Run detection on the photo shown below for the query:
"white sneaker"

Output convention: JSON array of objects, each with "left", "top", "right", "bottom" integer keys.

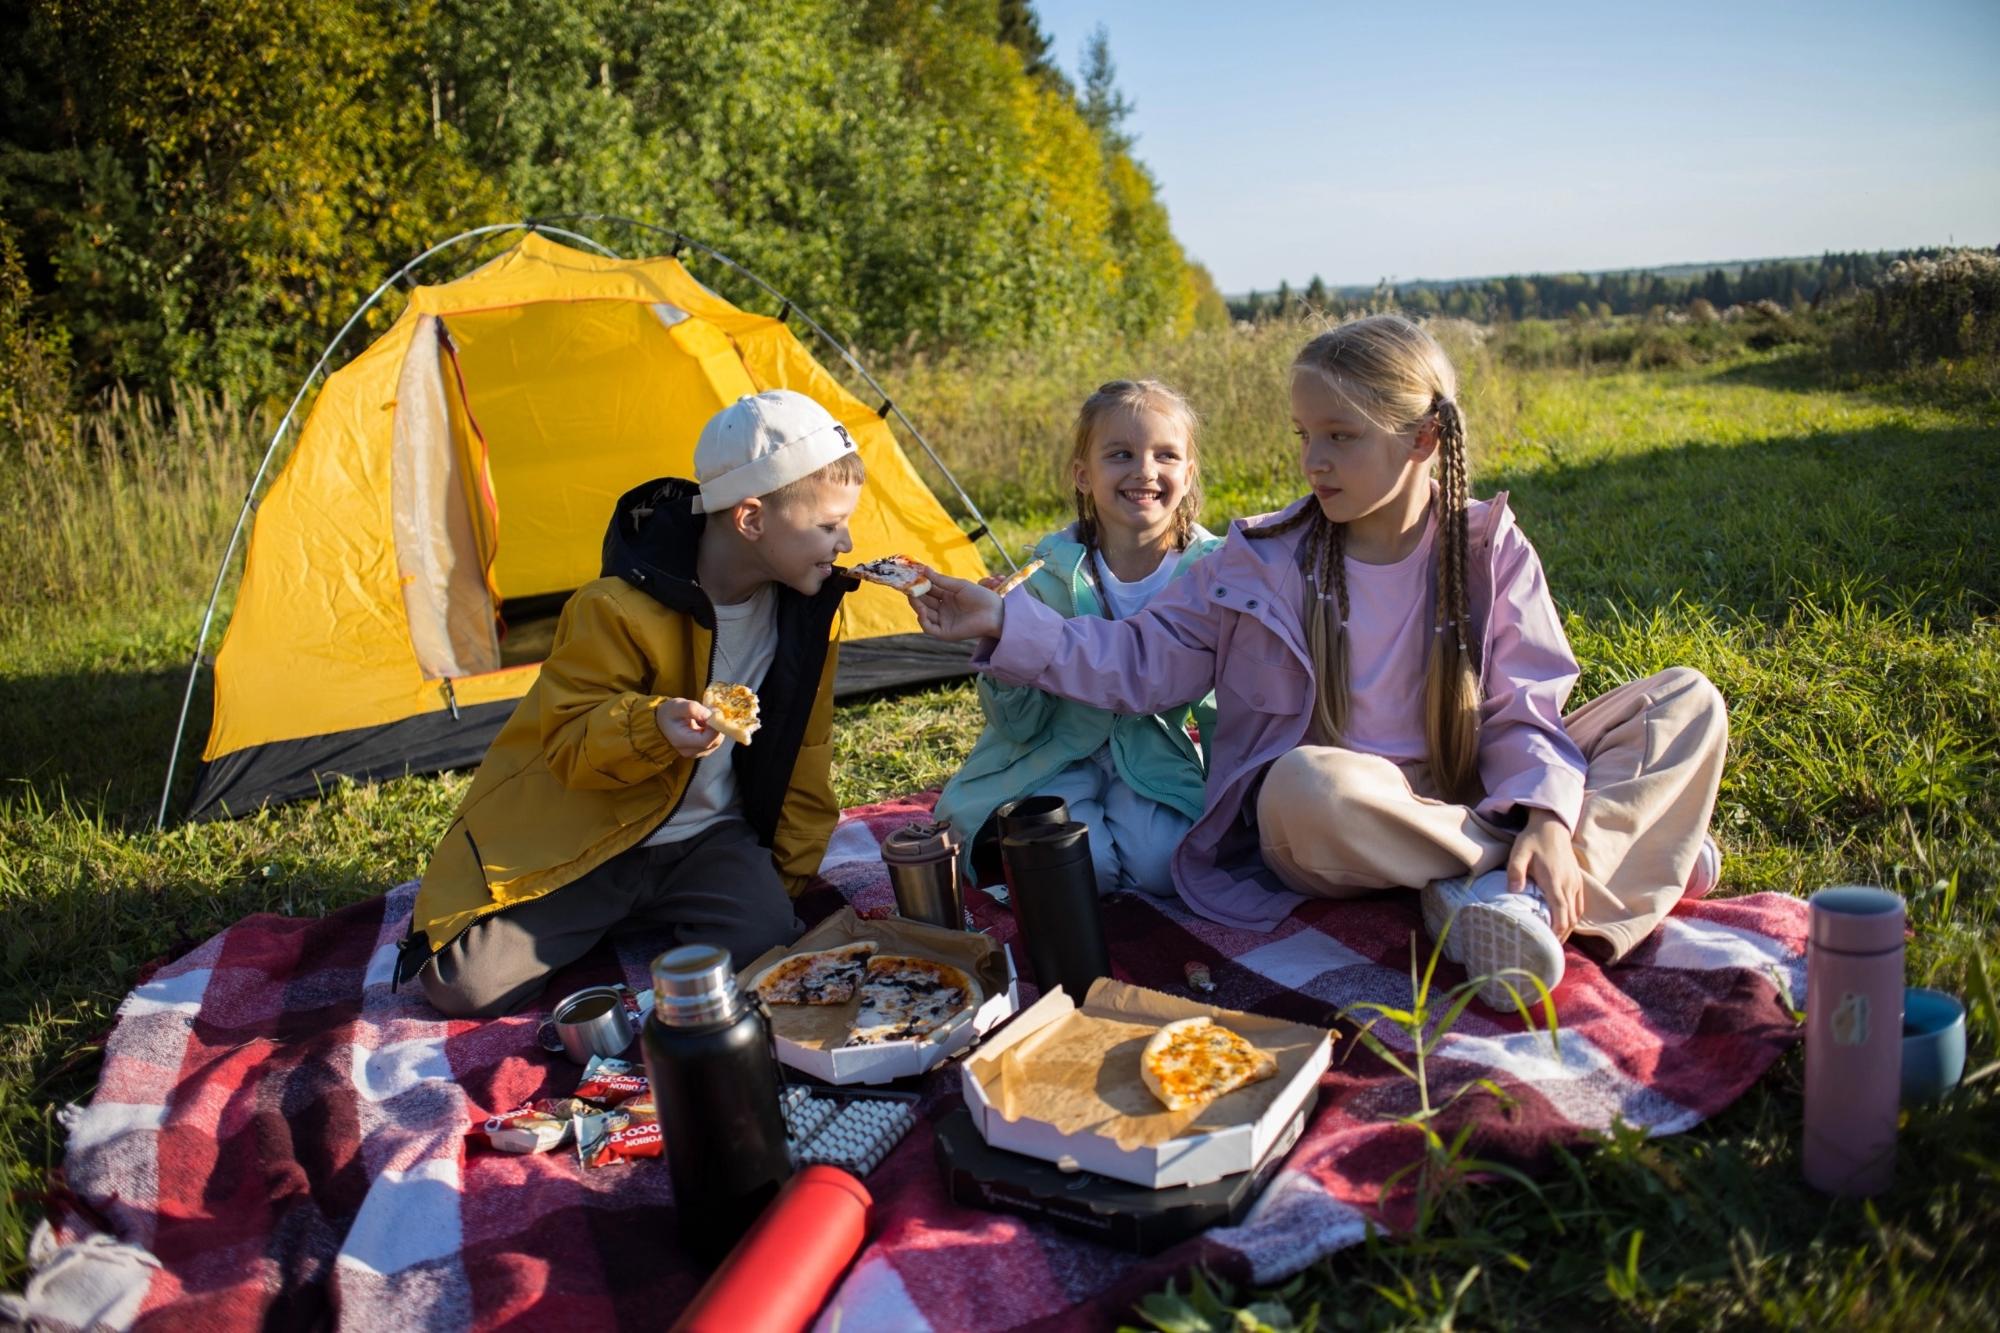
[
  {"left": 1419, "top": 873, "right": 1483, "bottom": 962},
  {"left": 1429, "top": 870, "right": 1565, "bottom": 1012},
  {"left": 1685, "top": 833, "right": 1721, "bottom": 901}
]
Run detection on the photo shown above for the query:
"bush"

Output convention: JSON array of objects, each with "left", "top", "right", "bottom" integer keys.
[{"left": 1837, "top": 247, "right": 2000, "bottom": 369}]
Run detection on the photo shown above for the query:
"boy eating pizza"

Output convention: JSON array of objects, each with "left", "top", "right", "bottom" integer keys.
[{"left": 400, "top": 390, "right": 868, "bottom": 1018}]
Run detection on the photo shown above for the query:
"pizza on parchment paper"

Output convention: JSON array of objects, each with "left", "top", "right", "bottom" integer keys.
[
  {"left": 699, "top": 681, "right": 761, "bottom": 746},
  {"left": 1139, "top": 1016, "right": 1279, "bottom": 1111},
  {"left": 848, "top": 556, "right": 932, "bottom": 598},
  {"left": 843, "top": 954, "right": 980, "bottom": 1046},
  {"left": 751, "top": 941, "right": 879, "bottom": 1006}
]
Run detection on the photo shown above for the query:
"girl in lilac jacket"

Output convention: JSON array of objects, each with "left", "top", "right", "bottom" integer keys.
[{"left": 913, "top": 315, "right": 1727, "bottom": 1012}]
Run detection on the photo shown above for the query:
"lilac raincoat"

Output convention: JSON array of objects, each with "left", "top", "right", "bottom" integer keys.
[{"left": 974, "top": 493, "right": 1587, "bottom": 932}]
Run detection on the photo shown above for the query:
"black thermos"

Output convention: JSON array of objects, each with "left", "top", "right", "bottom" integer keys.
[
  {"left": 642, "top": 944, "right": 793, "bottom": 1264},
  {"left": 1000, "top": 820, "right": 1111, "bottom": 1003}
]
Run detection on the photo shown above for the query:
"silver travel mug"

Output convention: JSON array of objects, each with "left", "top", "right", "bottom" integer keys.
[
  {"left": 882, "top": 820, "right": 966, "bottom": 929},
  {"left": 537, "top": 984, "right": 637, "bottom": 1064}
]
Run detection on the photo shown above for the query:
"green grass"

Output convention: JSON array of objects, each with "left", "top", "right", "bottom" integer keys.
[{"left": 3, "top": 328, "right": 1997, "bottom": 1327}]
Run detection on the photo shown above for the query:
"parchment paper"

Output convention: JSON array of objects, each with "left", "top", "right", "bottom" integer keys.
[{"left": 970, "top": 978, "right": 1332, "bottom": 1152}]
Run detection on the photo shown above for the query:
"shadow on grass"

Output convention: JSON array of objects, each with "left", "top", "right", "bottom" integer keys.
[
  {"left": 2, "top": 661, "right": 207, "bottom": 830},
  {"left": 1486, "top": 420, "right": 2000, "bottom": 626}
]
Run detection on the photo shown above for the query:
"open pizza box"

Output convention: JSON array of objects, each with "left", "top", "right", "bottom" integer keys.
[
  {"left": 959, "top": 977, "right": 1332, "bottom": 1190},
  {"left": 740, "top": 907, "right": 1019, "bottom": 1085}
]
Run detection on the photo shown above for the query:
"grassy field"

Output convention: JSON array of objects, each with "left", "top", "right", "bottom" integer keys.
[{"left": 2, "top": 320, "right": 1997, "bottom": 1327}]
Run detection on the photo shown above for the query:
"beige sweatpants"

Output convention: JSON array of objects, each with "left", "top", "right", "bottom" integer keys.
[{"left": 1256, "top": 667, "right": 1728, "bottom": 960}]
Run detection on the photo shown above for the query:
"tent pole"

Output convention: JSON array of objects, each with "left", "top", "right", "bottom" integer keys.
[{"left": 154, "top": 221, "right": 624, "bottom": 829}]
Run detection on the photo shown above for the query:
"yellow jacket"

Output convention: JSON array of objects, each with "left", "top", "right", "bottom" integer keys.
[{"left": 406, "top": 479, "right": 849, "bottom": 969}]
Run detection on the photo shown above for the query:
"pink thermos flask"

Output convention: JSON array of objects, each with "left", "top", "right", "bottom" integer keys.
[{"left": 1803, "top": 885, "right": 1905, "bottom": 1196}]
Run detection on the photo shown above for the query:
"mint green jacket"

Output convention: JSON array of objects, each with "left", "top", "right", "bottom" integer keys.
[{"left": 934, "top": 524, "right": 1223, "bottom": 869}]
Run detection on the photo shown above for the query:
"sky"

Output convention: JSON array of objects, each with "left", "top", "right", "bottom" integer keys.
[{"left": 1033, "top": 0, "right": 2000, "bottom": 293}]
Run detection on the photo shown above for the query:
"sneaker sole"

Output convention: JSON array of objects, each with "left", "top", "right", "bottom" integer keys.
[{"left": 1454, "top": 901, "right": 1565, "bottom": 1013}]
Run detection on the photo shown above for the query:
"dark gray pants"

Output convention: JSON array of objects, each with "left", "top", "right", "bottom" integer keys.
[{"left": 420, "top": 818, "right": 802, "bottom": 1018}]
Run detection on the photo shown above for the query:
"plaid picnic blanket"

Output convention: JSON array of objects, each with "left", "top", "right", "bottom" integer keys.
[{"left": 29, "top": 793, "right": 1809, "bottom": 1331}]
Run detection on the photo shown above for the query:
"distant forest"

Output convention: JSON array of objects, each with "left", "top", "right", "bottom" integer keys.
[{"left": 1233, "top": 249, "right": 1987, "bottom": 324}]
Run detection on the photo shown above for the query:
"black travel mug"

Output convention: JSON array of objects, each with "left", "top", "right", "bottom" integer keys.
[
  {"left": 999, "top": 820, "right": 1111, "bottom": 1003},
  {"left": 975, "top": 794, "right": 1072, "bottom": 887},
  {"left": 642, "top": 944, "right": 794, "bottom": 1265},
  {"left": 996, "top": 794, "right": 1071, "bottom": 837}
]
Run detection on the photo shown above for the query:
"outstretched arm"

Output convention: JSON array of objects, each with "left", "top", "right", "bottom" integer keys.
[{"left": 912, "top": 568, "right": 1221, "bottom": 717}]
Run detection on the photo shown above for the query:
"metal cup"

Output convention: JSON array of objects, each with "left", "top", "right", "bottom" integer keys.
[
  {"left": 537, "top": 984, "right": 637, "bottom": 1063},
  {"left": 882, "top": 820, "right": 966, "bottom": 929}
]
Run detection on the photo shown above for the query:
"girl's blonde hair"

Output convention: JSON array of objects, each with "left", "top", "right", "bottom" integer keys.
[
  {"left": 1071, "top": 379, "right": 1204, "bottom": 553},
  {"left": 1249, "top": 314, "right": 1482, "bottom": 802}
]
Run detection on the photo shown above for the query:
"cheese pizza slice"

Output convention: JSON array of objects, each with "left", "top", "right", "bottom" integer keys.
[
  {"left": 1139, "top": 1016, "right": 1279, "bottom": 1111},
  {"left": 848, "top": 555, "right": 932, "bottom": 598},
  {"left": 699, "top": 681, "right": 761, "bottom": 746}
]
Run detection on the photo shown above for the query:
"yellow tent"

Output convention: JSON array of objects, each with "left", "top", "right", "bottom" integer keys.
[{"left": 183, "top": 230, "right": 989, "bottom": 818}]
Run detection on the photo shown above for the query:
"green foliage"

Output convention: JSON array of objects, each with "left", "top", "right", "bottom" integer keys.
[
  {"left": 0, "top": 0, "right": 1204, "bottom": 400},
  {"left": 0, "top": 219, "right": 71, "bottom": 430},
  {"left": 1342, "top": 927, "right": 1559, "bottom": 1242}
]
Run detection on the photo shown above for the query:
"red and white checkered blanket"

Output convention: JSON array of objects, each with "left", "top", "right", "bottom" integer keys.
[{"left": 32, "top": 794, "right": 1807, "bottom": 1330}]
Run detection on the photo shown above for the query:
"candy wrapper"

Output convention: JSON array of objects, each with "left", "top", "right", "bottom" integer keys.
[
  {"left": 470, "top": 1096, "right": 595, "bottom": 1154},
  {"left": 576, "top": 1096, "right": 662, "bottom": 1168},
  {"left": 574, "top": 1054, "right": 649, "bottom": 1107}
]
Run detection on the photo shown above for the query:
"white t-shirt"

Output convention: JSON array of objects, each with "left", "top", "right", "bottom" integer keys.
[
  {"left": 1092, "top": 548, "right": 1179, "bottom": 620},
  {"left": 645, "top": 585, "right": 779, "bottom": 845}
]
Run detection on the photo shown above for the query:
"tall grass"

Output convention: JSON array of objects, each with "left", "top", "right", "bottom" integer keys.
[
  {"left": 0, "top": 386, "right": 267, "bottom": 635},
  {"left": 888, "top": 317, "right": 1524, "bottom": 539}
]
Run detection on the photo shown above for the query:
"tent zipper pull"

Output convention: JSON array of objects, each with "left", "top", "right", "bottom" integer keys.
[{"left": 441, "top": 679, "right": 461, "bottom": 720}]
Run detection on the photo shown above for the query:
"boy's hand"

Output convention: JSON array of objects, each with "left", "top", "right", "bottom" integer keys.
[
  {"left": 1508, "top": 809, "right": 1584, "bottom": 939},
  {"left": 909, "top": 567, "right": 1004, "bottom": 641},
  {"left": 657, "top": 698, "right": 725, "bottom": 759}
]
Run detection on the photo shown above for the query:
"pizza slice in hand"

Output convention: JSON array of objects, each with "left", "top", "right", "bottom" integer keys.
[
  {"left": 981, "top": 558, "right": 1044, "bottom": 596},
  {"left": 848, "top": 555, "right": 932, "bottom": 598},
  {"left": 699, "top": 681, "right": 761, "bottom": 746}
]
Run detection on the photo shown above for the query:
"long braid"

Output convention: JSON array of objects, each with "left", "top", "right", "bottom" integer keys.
[
  {"left": 1248, "top": 504, "right": 1347, "bottom": 739},
  {"left": 1423, "top": 396, "right": 1482, "bottom": 801}
]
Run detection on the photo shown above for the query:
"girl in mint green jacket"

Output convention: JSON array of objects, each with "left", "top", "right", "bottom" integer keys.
[{"left": 936, "top": 380, "right": 1222, "bottom": 896}]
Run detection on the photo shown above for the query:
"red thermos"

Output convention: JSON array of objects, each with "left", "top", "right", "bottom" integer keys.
[{"left": 671, "top": 1165, "right": 872, "bottom": 1333}]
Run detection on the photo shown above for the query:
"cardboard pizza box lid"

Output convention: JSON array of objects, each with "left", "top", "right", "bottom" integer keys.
[{"left": 958, "top": 977, "right": 1331, "bottom": 1189}]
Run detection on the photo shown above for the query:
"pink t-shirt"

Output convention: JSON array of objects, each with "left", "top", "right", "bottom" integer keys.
[{"left": 1329, "top": 514, "right": 1436, "bottom": 762}]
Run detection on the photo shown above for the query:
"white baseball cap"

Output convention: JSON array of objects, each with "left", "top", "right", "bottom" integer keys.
[{"left": 691, "top": 390, "right": 859, "bottom": 514}]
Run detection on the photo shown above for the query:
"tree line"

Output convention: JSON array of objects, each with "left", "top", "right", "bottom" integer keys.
[
  {"left": 0, "top": 0, "right": 1227, "bottom": 406},
  {"left": 1233, "top": 250, "right": 1980, "bottom": 325}
]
